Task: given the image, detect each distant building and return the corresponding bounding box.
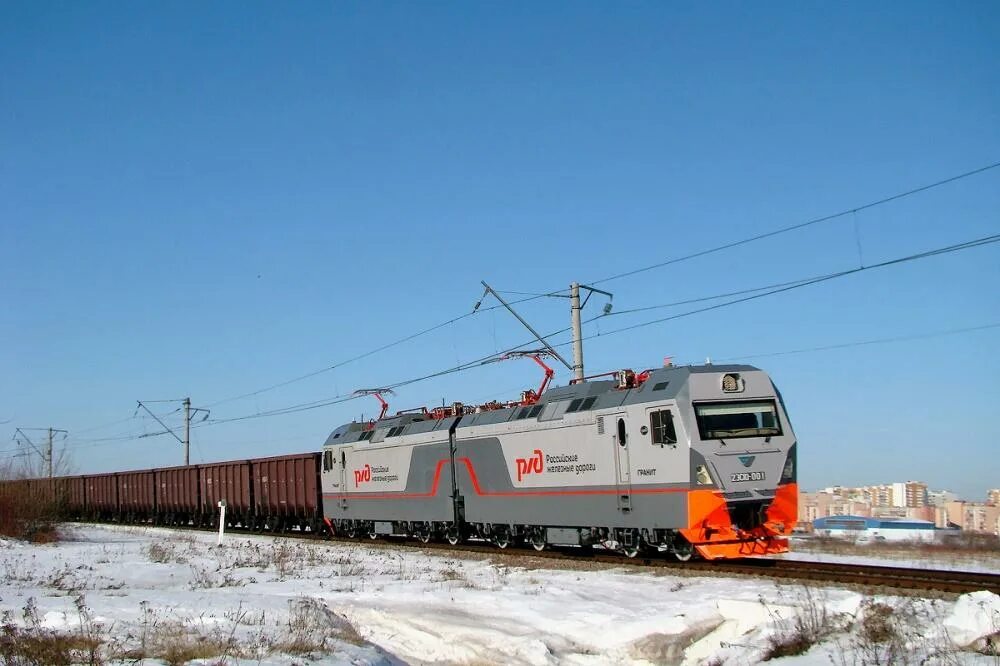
[928,490,958,507]
[867,484,894,508]
[987,489,1000,507]
[813,515,939,542]
[801,482,975,530]
[891,481,928,508]
[944,501,1000,535]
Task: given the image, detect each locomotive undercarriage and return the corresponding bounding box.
[331,518,700,560]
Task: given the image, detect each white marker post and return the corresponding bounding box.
[217,499,227,546]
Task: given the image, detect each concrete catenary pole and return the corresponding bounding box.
[570,282,584,382]
[183,397,191,467]
[47,427,53,479]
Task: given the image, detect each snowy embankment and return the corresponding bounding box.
[0,525,996,665]
[775,536,1000,575]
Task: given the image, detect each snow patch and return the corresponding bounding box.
[945,591,1000,648]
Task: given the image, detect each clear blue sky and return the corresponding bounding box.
[2,2,998,498]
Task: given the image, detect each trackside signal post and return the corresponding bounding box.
[217,499,227,545]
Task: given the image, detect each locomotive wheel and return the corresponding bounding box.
[622,544,640,559]
[673,542,694,562]
[345,522,358,539]
[417,529,431,545]
[445,528,460,546]
[529,528,546,551]
[494,528,511,550]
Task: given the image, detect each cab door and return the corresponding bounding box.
[338,447,352,510]
[612,414,632,511]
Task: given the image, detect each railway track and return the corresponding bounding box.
[81,521,999,596]
[675,557,1000,596]
[405,539,1000,596]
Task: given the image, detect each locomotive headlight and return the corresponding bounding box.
[721,373,744,393]
[695,465,713,485]
[781,455,795,482]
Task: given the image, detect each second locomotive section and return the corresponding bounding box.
[320,363,798,560]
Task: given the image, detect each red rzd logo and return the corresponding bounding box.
[515,449,543,482]
[354,464,371,487]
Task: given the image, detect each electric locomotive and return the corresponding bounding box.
[320,362,797,560]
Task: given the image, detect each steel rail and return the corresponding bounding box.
[70,521,998,596]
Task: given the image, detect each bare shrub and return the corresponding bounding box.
[853,600,906,664]
[217,540,317,578]
[0,482,61,543]
[438,565,472,586]
[147,542,187,564]
[762,586,847,660]
[47,565,86,594]
[0,597,104,666]
[139,621,235,665]
[188,563,244,589]
[337,558,365,578]
[833,597,964,666]
[276,597,363,656]
[271,541,297,578]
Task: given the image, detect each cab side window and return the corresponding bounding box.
[650,410,677,445]
[322,450,333,471]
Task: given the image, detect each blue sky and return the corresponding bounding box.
[2,2,998,498]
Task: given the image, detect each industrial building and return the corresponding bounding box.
[812,515,940,542]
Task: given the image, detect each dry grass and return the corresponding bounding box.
[798,533,1000,557]
[0,486,61,543]
[0,597,103,666]
[275,597,364,655]
[761,586,847,661]
[0,625,102,666]
[0,595,366,665]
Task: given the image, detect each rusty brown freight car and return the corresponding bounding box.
[63,476,87,519]
[201,460,251,528]
[86,473,118,519]
[155,466,200,525]
[251,453,322,533]
[118,470,155,522]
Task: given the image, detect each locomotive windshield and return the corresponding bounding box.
[694,400,781,439]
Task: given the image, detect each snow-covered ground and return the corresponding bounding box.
[0,525,997,665]
[778,537,1000,573]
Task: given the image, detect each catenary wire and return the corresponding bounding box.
[202,288,569,409]
[187,230,1000,430]
[8,229,995,457]
[713,322,1000,362]
[572,233,1000,343]
[589,160,1000,285]
[42,162,997,437]
[197,161,1000,410]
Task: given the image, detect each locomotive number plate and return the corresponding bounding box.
[730,471,765,482]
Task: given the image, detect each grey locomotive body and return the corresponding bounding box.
[320,363,797,559]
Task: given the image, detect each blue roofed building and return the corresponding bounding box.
[813,515,940,542]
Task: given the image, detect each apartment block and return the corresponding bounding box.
[891,481,928,508]
[928,490,958,507]
[943,501,1000,535]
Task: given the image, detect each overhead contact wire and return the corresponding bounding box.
[589,161,1000,285]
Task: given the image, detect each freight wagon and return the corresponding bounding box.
[8,453,326,533]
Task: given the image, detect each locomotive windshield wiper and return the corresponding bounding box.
[707,427,780,438]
